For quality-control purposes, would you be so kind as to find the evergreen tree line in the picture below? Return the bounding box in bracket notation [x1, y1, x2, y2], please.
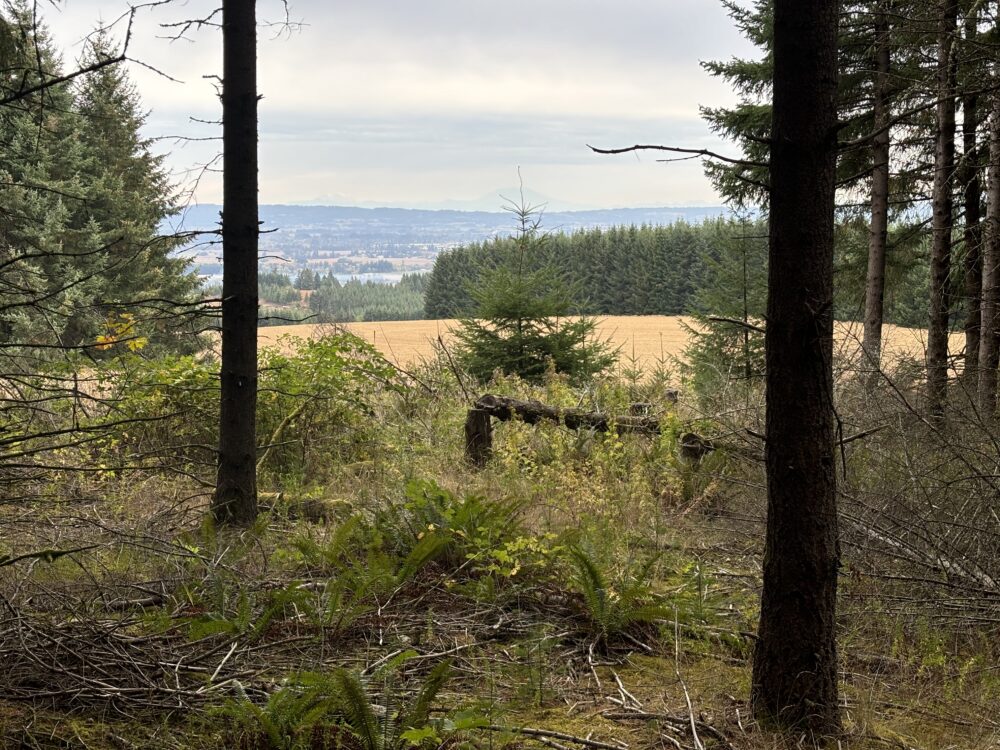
[306, 272, 427, 323]
[0, 2, 203, 356]
[425, 222, 724, 320]
[424, 218, 933, 328]
[259, 270, 301, 306]
[252, 270, 430, 325]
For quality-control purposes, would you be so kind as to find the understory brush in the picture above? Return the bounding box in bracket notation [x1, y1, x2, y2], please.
[2, 341, 1000, 749]
[74, 332, 397, 488]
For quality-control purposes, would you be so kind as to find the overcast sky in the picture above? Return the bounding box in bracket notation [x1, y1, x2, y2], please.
[45, 0, 753, 210]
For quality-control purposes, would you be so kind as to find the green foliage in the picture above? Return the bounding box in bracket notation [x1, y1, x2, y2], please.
[170, 516, 312, 642]
[425, 219, 727, 320]
[219, 659, 459, 750]
[256, 333, 399, 480]
[309, 274, 428, 323]
[679, 218, 767, 404]
[260, 270, 302, 306]
[275, 479, 543, 619]
[260, 306, 314, 326]
[284, 512, 442, 611]
[424, 209, 933, 339]
[0, 13, 203, 355]
[678, 215, 931, 406]
[833, 217, 931, 329]
[398, 479, 548, 577]
[88, 331, 398, 481]
[186, 578, 312, 642]
[699, 0, 773, 208]
[564, 544, 671, 646]
[453, 204, 615, 384]
[371, 479, 555, 585]
[259, 269, 428, 325]
[296, 268, 323, 290]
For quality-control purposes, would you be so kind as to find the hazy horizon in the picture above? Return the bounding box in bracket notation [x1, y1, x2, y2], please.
[44, 0, 754, 210]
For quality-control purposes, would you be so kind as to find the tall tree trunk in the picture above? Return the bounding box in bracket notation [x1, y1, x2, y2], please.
[213, 0, 259, 525]
[926, 0, 959, 417]
[751, 0, 840, 736]
[961, 11, 983, 389]
[863, 1, 892, 384]
[978, 103, 1000, 414]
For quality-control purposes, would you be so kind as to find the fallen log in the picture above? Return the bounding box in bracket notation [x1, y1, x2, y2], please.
[466, 394, 699, 465]
[474, 394, 662, 435]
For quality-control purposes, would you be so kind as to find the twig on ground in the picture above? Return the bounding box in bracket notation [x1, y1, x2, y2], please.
[484, 725, 625, 750]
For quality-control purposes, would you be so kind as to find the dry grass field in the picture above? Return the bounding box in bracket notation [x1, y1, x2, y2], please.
[259, 315, 962, 372]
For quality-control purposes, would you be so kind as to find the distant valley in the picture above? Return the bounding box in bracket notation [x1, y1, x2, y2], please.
[172, 203, 729, 284]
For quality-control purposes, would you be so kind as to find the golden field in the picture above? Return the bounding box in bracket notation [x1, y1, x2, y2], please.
[259, 315, 961, 372]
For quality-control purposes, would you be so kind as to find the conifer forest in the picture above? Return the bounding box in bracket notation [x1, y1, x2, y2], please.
[2, 0, 1000, 748]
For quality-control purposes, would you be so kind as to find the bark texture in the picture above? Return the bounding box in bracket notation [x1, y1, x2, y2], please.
[978, 105, 1000, 414]
[863, 1, 891, 381]
[961, 10, 983, 387]
[750, 0, 841, 735]
[464, 409, 493, 466]
[213, 0, 259, 525]
[926, 0, 959, 417]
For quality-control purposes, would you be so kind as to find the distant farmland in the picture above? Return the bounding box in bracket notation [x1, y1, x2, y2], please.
[258, 316, 955, 373]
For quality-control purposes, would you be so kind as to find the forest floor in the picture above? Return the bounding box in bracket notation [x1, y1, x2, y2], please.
[0, 330, 997, 749]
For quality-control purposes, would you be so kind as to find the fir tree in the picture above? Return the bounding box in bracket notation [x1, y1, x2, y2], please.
[681, 218, 768, 402]
[0, 10, 201, 353]
[69, 31, 202, 351]
[454, 203, 615, 384]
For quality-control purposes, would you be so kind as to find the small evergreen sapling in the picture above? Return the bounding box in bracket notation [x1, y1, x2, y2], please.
[454, 202, 615, 384]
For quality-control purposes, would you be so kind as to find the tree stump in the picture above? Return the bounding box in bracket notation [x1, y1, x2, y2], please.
[464, 408, 492, 467]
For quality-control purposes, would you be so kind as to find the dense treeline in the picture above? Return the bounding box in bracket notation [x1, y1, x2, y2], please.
[425, 221, 725, 319]
[259, 270, 301, 306]
[704, 0, 1000, 414]
[308, 273, 427, 323]
[425, 218, 932, 328]
[253, 270, 428, 324]
[257, 271, 427, 324]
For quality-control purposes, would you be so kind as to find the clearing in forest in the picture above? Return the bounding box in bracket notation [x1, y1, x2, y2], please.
[259, 314, 962, 372]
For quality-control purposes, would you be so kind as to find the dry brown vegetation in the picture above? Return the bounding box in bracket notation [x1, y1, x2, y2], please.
[260, 315, 965, 372]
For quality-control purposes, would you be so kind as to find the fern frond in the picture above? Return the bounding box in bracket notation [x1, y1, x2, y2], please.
[232, 679, 251, 704]
[400, 660, 452, 731]
[567, 544, 609, 624]
[398, 532, 448, 581]
[331, 668, 383, 750]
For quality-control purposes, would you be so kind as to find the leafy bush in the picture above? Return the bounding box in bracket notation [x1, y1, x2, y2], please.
[285, 513, 444, 609]
[377, 479, 557, 583]
[255, 333, 399, 480]
[89, 331, 399, 481]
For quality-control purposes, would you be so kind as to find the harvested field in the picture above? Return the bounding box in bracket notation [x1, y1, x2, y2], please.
[259, 315, 962, 372]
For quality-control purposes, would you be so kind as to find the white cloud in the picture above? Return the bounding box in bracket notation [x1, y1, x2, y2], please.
[43, 0, 754, 207]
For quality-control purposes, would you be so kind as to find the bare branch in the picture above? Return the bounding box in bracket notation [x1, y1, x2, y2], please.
[587, 142, 767, 168]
